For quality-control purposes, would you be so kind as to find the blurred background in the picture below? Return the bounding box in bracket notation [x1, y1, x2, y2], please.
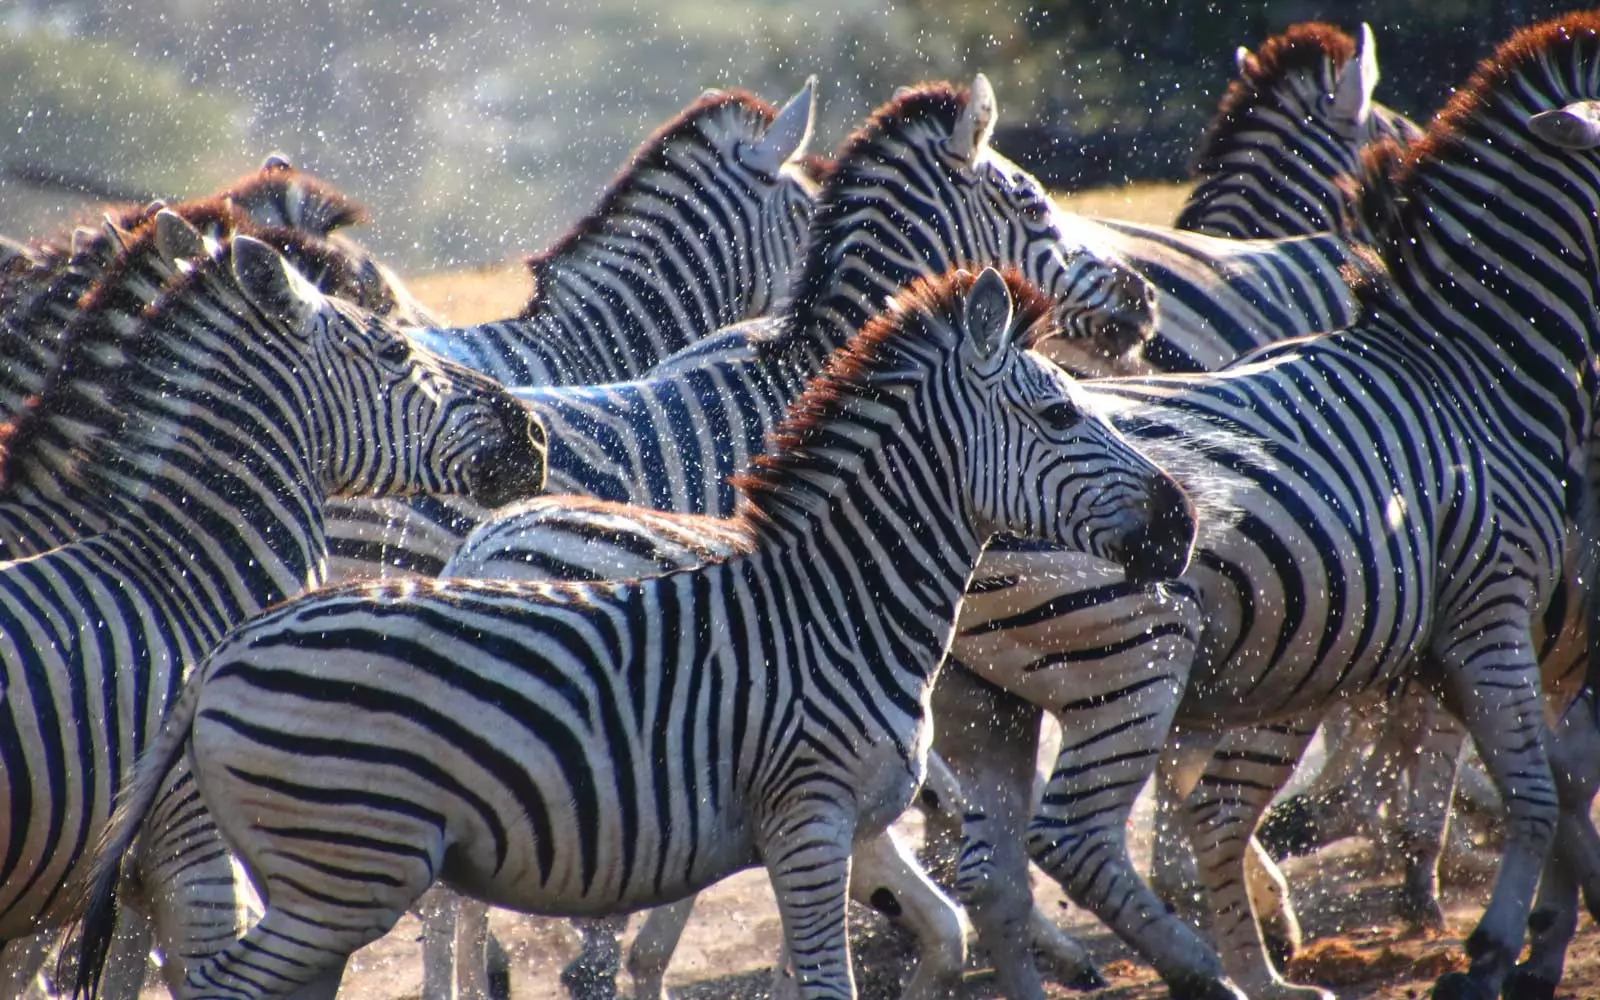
[0, 0, 1567, 274]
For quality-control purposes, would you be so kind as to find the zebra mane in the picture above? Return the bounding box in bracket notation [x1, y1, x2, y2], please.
[521, 89, 785, 316]
[217, 156, 372, 234]
[732, 267, 1053, 533]
[0, 223, 360, 493]
[1344, 12, 1600, 281]
[1190, 23, 1356, 176]
[766, 81, 969, 339]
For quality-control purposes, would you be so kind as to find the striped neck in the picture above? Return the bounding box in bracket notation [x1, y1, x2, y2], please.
[71, 266, 331, 623]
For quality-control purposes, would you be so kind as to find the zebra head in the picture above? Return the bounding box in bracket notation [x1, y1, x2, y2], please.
[779, 73, 1154, 374]
[227, 234, 547, 508]
[943, 268, 1195, 584]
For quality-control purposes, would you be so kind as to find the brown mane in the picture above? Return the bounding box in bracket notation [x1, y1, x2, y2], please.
[1348, 12, 1600, 251]
[771, 81, 970, 335]
[521, 90, 781, 317]
[732, 267, 1053, 528]
[1192, 23, 1356, 173]
[217, 158, 371, 233]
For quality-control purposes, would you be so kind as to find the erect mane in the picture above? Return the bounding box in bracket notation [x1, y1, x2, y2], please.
[1346, 12, 1600, 257]
[0, 223, 362, 493]
[521, 89, 781, 317]
[731, 267, 1053, 529]
[1192, 23, 1356, 174]
[770, 81, 971, 333]
[218, 158, 372, 234]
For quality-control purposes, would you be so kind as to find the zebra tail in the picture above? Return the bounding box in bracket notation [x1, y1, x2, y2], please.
[69, 675, 206, 1000]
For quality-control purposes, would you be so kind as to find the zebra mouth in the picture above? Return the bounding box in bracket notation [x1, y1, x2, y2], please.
[1118, 475, 1196, 585]
[472, 407, 549, 507]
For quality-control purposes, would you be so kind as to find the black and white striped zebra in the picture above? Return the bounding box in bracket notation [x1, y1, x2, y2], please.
[1176, 21, 1422, 240]
[0, 232, 545, 995]
[0, 156, 435, 430]
[0, 208, 461, 562]
[945, 17, 1600, 1000]
[410, 60, 1392, 995]
[320, 81, 822, 584]
[75, 265, 1198, 1000]
[404, 81, 820, 386]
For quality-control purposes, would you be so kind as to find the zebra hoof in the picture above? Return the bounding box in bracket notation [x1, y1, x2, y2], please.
[1502, 967, 1559, 1000]
[1431, 971, 1496, 1000]
[1399, 894, 1447, 935]
[559, 961, 620, 1000]
[1064, 965, 1108, 991]
[1263, 927, 1298, 972]
[488, 933, 512, 1000]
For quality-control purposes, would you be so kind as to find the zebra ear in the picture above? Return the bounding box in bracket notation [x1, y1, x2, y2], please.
[231, 234, 324, 330]
[750, 75, 817, 170]
[1235, 46, 1253, 77]
[261, 151, 293, 172]
[153, 209, 208, 268]
[1529, 103, 1600, 150]
[965, 268, 1015, 361]
[1331, 23, 1378, 127]
[950, 73, 999, 165]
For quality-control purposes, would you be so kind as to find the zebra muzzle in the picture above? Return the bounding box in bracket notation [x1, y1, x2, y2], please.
[1119, 473, 1196, 586]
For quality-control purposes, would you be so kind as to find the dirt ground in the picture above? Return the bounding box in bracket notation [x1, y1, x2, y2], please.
[240, 785, 1600, 1000]
[144, 181, 1596, 999]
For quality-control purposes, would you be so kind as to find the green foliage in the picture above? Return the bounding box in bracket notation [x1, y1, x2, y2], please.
[0, 28, 244, 199]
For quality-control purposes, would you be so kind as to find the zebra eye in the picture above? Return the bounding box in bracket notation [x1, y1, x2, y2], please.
[376, 337, 411, 362]
[1038, 401, 1082, 431]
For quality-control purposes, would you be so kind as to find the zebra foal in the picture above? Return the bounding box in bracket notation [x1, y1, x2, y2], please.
[74, 266, 1197, 1000]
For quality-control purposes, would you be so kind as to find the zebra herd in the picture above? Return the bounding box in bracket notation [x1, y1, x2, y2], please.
[0, 9, 1598, 1000]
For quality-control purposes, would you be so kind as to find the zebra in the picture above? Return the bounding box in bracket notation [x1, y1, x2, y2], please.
[0, 231, 545, 996]
[934, 16, 1600, 1000]
[1176, 22, 1422, 240]
[403, 80, 821, 386]
[0, 207, 459, 562]
[320, 79, 823, 584]
[415, 64, 1388, 996]
[0, 154, 437, 428]
[73, 264, 1199, 1000]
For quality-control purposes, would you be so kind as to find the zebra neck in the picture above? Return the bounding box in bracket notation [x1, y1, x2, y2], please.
[740, 390, 984, 678]
[91, 374, 328, 619]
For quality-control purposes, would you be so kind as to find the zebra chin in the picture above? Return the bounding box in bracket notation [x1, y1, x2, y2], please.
[1114, 473, 1197, 586]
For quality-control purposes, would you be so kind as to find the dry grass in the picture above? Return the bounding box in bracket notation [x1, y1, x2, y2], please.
[1053, 180, 1196, 228]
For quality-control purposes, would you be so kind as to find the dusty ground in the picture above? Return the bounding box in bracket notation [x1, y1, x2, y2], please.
[240, 789, 1600, 1000]
[136, 180, 1598, 998]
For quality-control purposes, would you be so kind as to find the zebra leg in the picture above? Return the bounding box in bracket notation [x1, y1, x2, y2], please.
[932, 667, 1061, 1000]
[454, 897, 493, 1000]
[1508, 685, 1600, 1000]
[1392, 693, 1465, 933]
[626, 900, 695, 1000]
[417, 888, 458, 1000]
[1149, 732, 1218, 919]
[848, 828, 966, 1000]
[1430, 635, 1557, 1000]
[760, 812, 855, 1000]
[1183, 716, 1330, 1000]
[562, 915, 626, 1000]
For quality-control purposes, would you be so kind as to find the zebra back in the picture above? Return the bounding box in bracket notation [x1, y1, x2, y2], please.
[321, 75, 1152, 578]
[1177, 22, 1423, 240]
[405, 81, 822, 385]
